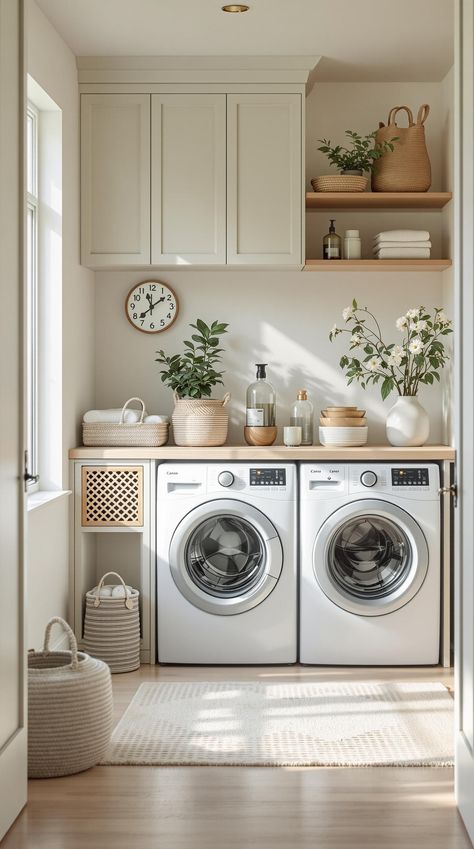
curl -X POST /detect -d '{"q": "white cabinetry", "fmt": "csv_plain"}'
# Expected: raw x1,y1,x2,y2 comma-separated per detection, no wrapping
227,94,302,265
81,94,150,266
151,94,226,264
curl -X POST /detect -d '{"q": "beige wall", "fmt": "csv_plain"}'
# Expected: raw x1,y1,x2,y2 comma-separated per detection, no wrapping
27,0,95,647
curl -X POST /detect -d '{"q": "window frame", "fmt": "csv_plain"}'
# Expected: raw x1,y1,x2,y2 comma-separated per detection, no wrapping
26,102,39,491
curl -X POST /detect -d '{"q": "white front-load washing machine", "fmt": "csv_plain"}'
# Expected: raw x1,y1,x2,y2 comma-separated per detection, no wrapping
300,463,441,665
156,463,297,663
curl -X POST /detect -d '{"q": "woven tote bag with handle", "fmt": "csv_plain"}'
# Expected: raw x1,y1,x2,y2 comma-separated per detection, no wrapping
371,104,431,192
28,617,113,778
83,571,140,673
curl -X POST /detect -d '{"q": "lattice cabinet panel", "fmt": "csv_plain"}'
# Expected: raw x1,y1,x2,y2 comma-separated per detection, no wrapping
81,465,144,527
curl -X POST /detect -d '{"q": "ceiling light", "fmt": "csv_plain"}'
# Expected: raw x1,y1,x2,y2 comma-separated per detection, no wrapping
222,4,250,12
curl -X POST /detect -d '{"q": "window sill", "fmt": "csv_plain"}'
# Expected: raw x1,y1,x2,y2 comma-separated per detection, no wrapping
27,490,71,513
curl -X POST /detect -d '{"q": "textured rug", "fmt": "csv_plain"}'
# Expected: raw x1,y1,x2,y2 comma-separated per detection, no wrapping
102,681,454,767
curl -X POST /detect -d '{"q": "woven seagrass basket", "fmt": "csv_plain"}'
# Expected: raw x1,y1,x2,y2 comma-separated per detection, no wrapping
83,572,140,674
172,392,230,447
83,397,169,447
371,105,431,192
311,175,368,193
28,617,113,778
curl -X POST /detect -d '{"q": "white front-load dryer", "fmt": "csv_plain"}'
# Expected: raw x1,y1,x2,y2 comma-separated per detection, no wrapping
299,463,441,665
157,463,297,663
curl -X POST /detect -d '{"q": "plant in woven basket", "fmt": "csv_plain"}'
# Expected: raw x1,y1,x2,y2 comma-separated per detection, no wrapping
317,130,398,174
155,319,229,399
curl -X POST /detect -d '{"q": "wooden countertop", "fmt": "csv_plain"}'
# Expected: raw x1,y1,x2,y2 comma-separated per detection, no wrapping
69,444,455,461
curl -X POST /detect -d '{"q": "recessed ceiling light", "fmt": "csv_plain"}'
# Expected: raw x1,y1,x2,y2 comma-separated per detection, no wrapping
222,4,250,12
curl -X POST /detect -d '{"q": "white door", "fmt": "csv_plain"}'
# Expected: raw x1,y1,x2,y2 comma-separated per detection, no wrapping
455,1,474,841
151,94,226,264
0,0,27,838
227,93,303,266
81,94,151,267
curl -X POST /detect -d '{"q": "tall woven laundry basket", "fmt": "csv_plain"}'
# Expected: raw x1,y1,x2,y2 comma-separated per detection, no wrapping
28,617,113,778
83,572,140,673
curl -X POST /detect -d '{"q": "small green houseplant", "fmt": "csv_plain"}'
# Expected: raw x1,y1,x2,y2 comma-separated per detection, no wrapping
317,130,398,176
329,301,453,446
155,319,231,447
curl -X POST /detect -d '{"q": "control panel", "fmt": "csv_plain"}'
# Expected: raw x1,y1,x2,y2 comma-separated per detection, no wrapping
250,468,286,487
392,467,430,487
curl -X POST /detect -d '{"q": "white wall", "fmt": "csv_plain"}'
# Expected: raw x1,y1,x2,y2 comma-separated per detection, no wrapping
27,0,95,647
94,269,445,445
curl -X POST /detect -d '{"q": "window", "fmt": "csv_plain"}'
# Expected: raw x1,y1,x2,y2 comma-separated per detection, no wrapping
26,103,39,490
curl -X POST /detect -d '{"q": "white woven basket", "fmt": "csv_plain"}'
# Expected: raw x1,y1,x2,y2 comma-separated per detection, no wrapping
83,397,169,447
28,617,113,778
172,393,230,447
83,572,140,674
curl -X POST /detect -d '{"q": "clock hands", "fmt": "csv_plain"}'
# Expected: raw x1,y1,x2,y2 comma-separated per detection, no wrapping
139,295,166,319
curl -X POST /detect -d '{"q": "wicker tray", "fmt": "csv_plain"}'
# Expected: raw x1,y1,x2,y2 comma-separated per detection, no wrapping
83,397,169,447
311,175,368,193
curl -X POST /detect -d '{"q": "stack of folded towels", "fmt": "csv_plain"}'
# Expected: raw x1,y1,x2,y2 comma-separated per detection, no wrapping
373,229,431,260
83,409,169,424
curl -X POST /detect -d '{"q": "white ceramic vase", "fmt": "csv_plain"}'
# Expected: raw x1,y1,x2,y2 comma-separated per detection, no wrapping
386,396,430,447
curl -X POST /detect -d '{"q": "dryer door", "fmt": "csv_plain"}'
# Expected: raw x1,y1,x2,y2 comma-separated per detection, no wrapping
313,499,429,616
169,499,283,615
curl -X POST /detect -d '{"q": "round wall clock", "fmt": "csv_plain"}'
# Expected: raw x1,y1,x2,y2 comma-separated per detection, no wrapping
125,281,179,333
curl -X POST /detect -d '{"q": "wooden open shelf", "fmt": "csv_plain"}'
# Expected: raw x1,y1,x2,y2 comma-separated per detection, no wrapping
304,259,452,272
306,191,452,209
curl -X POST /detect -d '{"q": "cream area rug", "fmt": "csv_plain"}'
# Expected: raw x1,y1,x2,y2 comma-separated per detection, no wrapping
102,681,454,767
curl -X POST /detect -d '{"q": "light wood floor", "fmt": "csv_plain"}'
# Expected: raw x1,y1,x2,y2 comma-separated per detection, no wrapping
3,664,471,849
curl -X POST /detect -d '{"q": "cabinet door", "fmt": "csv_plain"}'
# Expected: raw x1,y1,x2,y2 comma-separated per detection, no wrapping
227,94,302,266
81,94,150,267
151,95,226,264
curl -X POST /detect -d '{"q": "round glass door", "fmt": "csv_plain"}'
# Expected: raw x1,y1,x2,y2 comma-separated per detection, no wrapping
314,500,429,616
169,499,283,615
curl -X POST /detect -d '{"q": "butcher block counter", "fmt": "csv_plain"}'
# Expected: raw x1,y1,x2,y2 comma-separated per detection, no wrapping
69,444,455,461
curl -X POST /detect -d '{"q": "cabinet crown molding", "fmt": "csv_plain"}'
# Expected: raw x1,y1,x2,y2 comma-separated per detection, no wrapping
77,54,320,85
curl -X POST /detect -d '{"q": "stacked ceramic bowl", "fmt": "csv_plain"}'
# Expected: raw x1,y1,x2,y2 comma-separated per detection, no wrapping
319,406,368,447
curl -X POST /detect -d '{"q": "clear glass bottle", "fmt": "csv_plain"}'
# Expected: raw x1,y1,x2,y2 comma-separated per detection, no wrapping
323,219,342,260
246,364,276,427
290,389,314,445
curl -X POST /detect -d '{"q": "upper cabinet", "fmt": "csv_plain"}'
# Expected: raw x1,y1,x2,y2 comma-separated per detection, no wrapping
81,94,151,267
78,56,317,269
151,94,226,265
227,94,302,265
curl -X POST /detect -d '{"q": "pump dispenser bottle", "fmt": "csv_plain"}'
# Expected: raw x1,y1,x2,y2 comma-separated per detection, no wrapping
323,219,342,260
246,364,276,426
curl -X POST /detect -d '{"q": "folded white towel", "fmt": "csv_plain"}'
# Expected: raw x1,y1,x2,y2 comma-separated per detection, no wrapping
374,240,431,249
144,414,170,424
110,585,134,598
374,230,430,243
83,408,141,424
92,584,133,598
374,247,431,259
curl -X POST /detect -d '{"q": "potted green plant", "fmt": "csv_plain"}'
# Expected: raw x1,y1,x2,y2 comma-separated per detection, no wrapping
329,301,452,446
155,318,230,446
312,130,398,192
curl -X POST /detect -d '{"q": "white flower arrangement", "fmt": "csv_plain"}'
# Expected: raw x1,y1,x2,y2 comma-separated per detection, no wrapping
329,301,453,400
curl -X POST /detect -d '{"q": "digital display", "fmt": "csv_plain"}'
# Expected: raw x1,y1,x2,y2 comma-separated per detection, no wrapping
250,468,286,486
392,468,429,487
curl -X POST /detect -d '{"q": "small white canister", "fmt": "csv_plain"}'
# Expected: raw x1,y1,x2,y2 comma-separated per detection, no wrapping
344,229,362,259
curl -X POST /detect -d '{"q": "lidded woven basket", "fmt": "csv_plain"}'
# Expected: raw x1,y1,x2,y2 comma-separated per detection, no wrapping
28,617,113,778
83,572,140,673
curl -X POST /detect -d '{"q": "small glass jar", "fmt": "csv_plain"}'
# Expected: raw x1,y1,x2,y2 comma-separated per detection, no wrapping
344,229,362,260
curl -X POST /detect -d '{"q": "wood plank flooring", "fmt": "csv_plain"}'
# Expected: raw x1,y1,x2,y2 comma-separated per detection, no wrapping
3,664,471,849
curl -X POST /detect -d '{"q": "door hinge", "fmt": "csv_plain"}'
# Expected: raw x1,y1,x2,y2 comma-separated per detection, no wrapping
438,483,458,506
24,450,39,491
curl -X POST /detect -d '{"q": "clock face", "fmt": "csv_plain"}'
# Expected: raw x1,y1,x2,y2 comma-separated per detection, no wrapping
125,281,178,333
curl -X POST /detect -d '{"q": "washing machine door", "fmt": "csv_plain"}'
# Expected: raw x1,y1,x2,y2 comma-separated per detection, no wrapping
169,499,283,615
313,499,429,616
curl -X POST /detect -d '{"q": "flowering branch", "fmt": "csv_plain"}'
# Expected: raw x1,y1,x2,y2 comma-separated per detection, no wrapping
329,300,452,400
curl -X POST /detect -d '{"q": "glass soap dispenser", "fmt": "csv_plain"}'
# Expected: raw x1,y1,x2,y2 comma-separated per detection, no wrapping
323,219,342,260
246,364,276,427
290,389,314,445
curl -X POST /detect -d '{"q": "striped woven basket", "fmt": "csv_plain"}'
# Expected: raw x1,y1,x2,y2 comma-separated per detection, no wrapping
83,572,140,674
172,393,230,447
28,617,113,778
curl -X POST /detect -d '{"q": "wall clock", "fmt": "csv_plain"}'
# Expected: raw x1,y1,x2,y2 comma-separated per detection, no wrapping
125,280,179,333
